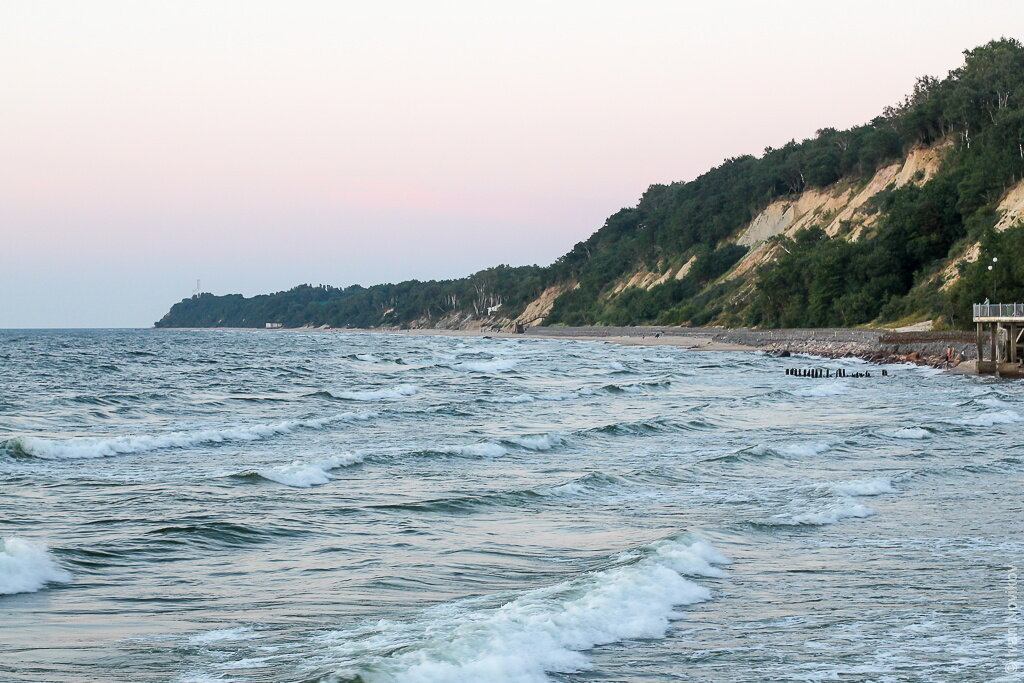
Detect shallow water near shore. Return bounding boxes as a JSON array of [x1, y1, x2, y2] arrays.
[[1, 329, 1022, 682]]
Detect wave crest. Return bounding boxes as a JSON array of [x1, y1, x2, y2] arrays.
[[0, 537, 71, 596], [320, 385, 419, 401], [961, 410, 1022, 427], [3, 411, 375, 460], [451, 359, 519, 373], [321, 535, 729, 682], [254, 452, 365, 488]]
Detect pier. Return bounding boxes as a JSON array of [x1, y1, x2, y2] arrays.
[[973, 303, 1024, 376]]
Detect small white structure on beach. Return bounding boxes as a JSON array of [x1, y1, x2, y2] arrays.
[[265, 322, 283, 329]]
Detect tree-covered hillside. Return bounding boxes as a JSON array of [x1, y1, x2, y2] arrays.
[[156, 39, 1024, 331]]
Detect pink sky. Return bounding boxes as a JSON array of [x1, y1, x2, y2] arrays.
[[2, 1, 1022, 326]]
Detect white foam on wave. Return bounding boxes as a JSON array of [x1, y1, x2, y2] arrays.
[[355, 354, 381, 363], [484, 394, 536, 404], [505, 433, 564, 451], [539, 391, 585, 402], [452, 358, 519, 373], [326, 384, 419, 401], [978, 397, 1014, 409], [539, 481, 589, 497], [0, 537, 71, 596], [321, 536, 730, 683], [778, 441, 833, 457], [256, 452, 365, 488], [6, 411, 375, 460], [831, 477, 896, 497], [787, 383, 850, 398], [480, 391, 582, 405], [433, 432, 565, 459], [961, 410, 1023, 427], [885, 427, 932, 440], [750, 441, 833, 458], [188, 626, 260, 645], [602, 381, 669, 395], [536, 473, 626, 499], [439, 443, 509, 458], [774, 499, 876, 526]]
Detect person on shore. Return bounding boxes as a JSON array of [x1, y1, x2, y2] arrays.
[[945, 345, 953, 368], [984, 296, 991, 305]]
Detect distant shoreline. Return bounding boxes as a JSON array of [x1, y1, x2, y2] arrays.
[[156, 325, 753, 351], [154, 325, 983, 370]]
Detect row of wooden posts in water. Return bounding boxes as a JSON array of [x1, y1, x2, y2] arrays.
[[785, 368, 888, 378]]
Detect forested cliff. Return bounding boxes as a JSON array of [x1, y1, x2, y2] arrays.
[[156, 39, 1024, 331]]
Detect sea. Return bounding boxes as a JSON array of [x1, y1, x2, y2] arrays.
[[1, 329, 1021, 682]]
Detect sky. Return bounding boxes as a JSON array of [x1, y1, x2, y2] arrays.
[[2, 1, 1023, 327]]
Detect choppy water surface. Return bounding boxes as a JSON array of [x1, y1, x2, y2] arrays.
[[1, 329, 1021, 682]]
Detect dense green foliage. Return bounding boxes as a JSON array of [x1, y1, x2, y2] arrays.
[[952, 223, 1024, 321], [157, 39, 1024, 330], [749, 39, 1024, 328], [157, 265, 551, 328]]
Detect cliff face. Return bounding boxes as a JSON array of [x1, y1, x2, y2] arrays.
[[514, 140, 956, 329]]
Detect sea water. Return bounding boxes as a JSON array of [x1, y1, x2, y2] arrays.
[[1, 329, 1021, 681]]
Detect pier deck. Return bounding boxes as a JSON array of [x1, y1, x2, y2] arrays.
[[972, 303, 1024, 376]]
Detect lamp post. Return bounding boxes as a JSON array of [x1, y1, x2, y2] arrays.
[[988, 257, 999, 312]]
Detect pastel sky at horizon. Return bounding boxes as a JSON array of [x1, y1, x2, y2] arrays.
[[3, 1, 1023, 327]]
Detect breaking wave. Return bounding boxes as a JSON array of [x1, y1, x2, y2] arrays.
[[830, 477, 897, 497], [600, 380, 671, 394], [759, 499, 876, 527], [431, 433, 565, 459], [477, 389, 590, 404], [746, 441, 834, 458], [451, 358, 519, 373], [188, 626, 260, 645], [2, 411, 375, 460], [754, 476, 898, 528], [253, 452, 365, 488], [0, 537, 71, 596], [960, 410, 1023, 427], [435, 442, 510, 458], [319, 535, 729, 682], [318, 385, 419, 401], [502, 433, 565, 451], [884, 427, 933, 440]]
